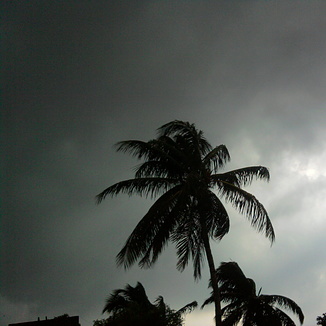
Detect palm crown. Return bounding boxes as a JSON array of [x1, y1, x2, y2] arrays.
[[97, 120, 273, 278], [102, 282, 197, 326], [202, 262, 304, 326]]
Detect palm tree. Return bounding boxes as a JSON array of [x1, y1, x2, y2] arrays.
[[202, 262, 304, 326], [97, 120, 274, 326], [101, 281, 197, 326]]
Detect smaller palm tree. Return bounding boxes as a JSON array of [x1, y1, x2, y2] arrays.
[[202, 262, 304, 326], [102, 282, 197, 326]]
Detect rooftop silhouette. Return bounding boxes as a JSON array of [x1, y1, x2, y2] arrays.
[[8, 316, 80, 326]]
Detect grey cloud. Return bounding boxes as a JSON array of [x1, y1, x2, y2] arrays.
[[3, 1, 326, 326]]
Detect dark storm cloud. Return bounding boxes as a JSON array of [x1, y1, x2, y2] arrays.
[[3, 1, 326, 326]]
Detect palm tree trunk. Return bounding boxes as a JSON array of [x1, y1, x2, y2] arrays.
[[201, 223, 222, 326]]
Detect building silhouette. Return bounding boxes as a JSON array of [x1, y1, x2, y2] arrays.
[[8, 316, 80, 326]]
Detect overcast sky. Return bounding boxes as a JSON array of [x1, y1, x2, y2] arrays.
[[2, 1, 326, 326]]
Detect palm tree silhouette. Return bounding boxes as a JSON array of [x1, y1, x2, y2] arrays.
[[202, 262, 304, 326], [102, 282, 197, 326], [97, 120, 273, 326]]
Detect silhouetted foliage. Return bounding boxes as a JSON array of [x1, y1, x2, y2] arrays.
[[97, 120, 273, 326], [93, 320, 107, 326], [203, 262, 304, 326], [317, 313, 326, 326], [96, 282, 197, 326]]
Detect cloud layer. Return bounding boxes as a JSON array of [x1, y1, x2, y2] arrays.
[[3, 1, 326, 326]]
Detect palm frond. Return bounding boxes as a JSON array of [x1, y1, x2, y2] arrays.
[[191, 234, 205, 279], [115, 140, 154, 159], [219, 294, 242, 305], [102, 292, 129, 314], [116, 186, 183, 269], [154, 296, 166, 313], [134, 160, 183, 179], [213, 166, 270, 187], [172, 199, 229, 279], [172, 191, 229, 279], [201, 296, 214, 309], [177, 301, 198, 315], [155, 135, 190, 165], [116, 138, 177, 161], [215, 262, 248, 287], [137, 189, 197, 269], [221, 306, 244, 326], [201, 191, 230, 240], [96, 177, 177, 203], [203, 262, 251, 309], [116, 139, 186, 171], [261, 304, 297, 326], [158, 120, 212, 156], [158, 120, 197, 138], [260, 295, 304, 324], [215, 181, 275, 242], [126, 282, 152, 306], [102, 282, 152, 315], [203, 145, 230, 172], [173, 213, 205, 279]]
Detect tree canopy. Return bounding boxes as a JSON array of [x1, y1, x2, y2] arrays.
[[97, 282, 197, 326]]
